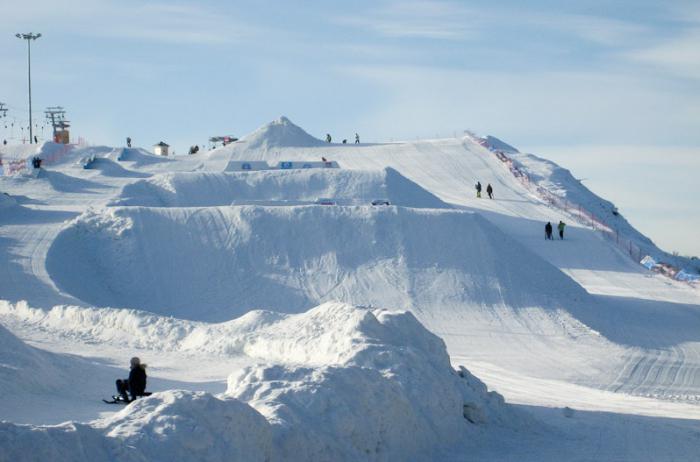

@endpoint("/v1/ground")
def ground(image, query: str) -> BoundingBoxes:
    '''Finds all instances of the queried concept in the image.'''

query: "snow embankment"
[45,205,589,321]
[0,302,517,461]
[0,322,72,396]
[110,167,446,208]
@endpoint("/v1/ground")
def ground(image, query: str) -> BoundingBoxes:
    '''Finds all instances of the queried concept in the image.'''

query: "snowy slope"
[0,117,698,461]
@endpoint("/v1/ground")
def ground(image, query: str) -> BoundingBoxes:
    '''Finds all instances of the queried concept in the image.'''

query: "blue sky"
[1,0,699,255]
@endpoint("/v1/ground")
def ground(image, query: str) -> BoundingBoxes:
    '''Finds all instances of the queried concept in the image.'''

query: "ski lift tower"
[45,106,70,143]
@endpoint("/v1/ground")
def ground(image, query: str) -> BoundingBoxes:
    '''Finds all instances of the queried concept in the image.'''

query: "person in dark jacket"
[116,357,148,402]
[475,181,482,198]
[486,183,493,199]
[545,222,553,240]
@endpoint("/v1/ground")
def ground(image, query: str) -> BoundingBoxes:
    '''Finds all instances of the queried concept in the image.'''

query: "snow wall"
[46,205,589,322]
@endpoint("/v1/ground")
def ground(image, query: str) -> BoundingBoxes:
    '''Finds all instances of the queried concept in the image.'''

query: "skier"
[355,133,360,144]
[475,181,482,198]
[115,357,148,403]
[558,220,566,240]
[545,222,553,240]
[126,137,132,148]
[486,183,493,199]
[325,133,332,143]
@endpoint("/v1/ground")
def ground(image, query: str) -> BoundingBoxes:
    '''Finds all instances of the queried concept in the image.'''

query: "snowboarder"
[475,181,482,198]
[486,183,493,199]
[325,134,332,143]
[355,133,360,144]
[126,137,132,148]
[558,220,566,240]
[115,357,148,403]
[545,222,553,240]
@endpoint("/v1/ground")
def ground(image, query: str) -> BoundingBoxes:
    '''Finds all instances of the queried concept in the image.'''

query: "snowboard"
[102,395,129,405]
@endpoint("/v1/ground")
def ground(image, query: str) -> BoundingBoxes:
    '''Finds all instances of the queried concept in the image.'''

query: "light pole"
[15,32,41,144]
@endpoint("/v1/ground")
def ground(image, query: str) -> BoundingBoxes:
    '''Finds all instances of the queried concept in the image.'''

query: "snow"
[110,167,446,208]
[1,116,699,460]
[0,303,518,461]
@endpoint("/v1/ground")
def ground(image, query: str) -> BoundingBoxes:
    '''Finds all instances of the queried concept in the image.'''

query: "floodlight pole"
[15,32,41,144]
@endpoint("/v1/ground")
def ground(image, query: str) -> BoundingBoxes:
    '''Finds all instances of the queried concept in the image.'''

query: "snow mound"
[85,158,151,178]
[0,391,272,462]
[110,167,446,208]
[0,321,72,395]
[46,205,588,321]
[241,116,325,150]
[109,148,171,166]
[226,303,512,460]
[0,303,517,461]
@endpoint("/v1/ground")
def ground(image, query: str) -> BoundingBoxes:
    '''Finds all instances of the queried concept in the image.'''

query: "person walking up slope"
[558,220,566,240]
[545,222,553,240]
[486,183,493,199]
[475,181,482,198]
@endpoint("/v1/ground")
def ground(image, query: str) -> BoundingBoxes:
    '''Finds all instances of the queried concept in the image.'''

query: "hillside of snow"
[1,117,699,460]
[0,302,524,462]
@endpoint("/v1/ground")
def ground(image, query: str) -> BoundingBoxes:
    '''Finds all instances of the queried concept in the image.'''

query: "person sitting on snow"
[116,357,148,403]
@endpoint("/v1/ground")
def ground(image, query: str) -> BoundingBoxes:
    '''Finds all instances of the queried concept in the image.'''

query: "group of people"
[473,181,567,240]
[326,133,361,144]
[475,181,494,199]
[545,221,566,240]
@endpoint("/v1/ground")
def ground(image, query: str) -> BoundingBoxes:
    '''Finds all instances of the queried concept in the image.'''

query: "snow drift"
[0,322,71,396]
[0,303,516,462]
[110,167,446,208]
[46,205,589,322]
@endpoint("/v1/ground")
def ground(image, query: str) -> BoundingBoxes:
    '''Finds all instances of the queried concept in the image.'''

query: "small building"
[153,141,170,156]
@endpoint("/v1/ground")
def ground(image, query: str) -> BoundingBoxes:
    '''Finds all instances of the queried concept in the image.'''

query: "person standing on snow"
[545,222,553,240]
[325,133,332,143]
[116,357,148,403]
[486,183,493,199]
[475,181,482,198]
[126,137,132,148]
[355,133,360,144]
[558,221,566,240]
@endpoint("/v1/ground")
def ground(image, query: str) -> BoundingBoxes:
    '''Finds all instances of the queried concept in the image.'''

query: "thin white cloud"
[625,29,700,80]
[334,0,477,40]
[2,0,258,45]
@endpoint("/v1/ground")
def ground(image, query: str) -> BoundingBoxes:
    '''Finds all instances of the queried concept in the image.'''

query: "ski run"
[0,116,699,461]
